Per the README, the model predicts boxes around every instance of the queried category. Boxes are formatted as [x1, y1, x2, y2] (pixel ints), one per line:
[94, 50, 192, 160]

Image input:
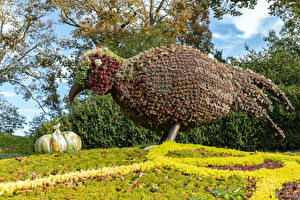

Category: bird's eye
[94, 59, 102, 66]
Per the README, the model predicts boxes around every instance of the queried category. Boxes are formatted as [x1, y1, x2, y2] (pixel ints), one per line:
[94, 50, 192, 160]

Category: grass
[166, 148, 244, 158]
[0, 147, 147, 183]
[0, 134, 299, 199]
[0, 133, 34, 159]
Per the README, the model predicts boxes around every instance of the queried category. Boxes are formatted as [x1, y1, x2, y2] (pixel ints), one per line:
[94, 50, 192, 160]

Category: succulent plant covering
[70, 45, 294, 143]
[74, 47, 124, 87]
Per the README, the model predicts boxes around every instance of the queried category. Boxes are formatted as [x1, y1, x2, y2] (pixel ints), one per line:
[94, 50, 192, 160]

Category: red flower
[102, 54, 107, 58]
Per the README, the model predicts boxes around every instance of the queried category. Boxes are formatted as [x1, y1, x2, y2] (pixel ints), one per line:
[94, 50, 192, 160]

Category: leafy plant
[210, 187, 247, 200]
[187, 196, 206, 200]
[0, 96, 25, 135]
[31, 94, 161, 149]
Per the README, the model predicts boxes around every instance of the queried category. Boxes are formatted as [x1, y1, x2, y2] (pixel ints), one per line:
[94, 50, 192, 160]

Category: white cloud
[0, 91, 17, 97]
[212, 32, 233, 40]
[220, 0, 283, 39]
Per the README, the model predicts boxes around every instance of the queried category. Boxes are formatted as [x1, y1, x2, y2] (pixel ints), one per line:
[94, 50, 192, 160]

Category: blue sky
[0, 0, 283, 136]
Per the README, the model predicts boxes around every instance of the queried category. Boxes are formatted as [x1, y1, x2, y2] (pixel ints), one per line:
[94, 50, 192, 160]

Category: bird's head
[69, 47, 123, 102]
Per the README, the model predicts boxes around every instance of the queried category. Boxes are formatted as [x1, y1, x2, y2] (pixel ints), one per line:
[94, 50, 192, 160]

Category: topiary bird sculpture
[69, 45, 294, 148]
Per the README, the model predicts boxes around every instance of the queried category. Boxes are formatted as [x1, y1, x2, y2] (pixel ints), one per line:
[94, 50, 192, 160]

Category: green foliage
[31, 94, 161, 149]
[230, 31, 299, 86]
[0, 95, 26, 135]
[0, 133, 34, 159]
[32, 85, 299, 151]
[214, 25, 299, 151]
[187, 197, 206, 200]
[166, 149, 243, 158]
[0, 165, 254, 200]
[177, 85, 299, 151]
[102, 23, 170, 59]
[0, 146, 147, 183]
[211, 187, 247, 200]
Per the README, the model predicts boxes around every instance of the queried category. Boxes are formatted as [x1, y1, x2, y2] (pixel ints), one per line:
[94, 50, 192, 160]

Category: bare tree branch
[149, 0, 154, 25]
[61, 11, 81, 28]
[141, 1, 149, 21]
[0, 42, 43, 76]
[14, 66, 39, 79]
[0, 78, 46, 113]
[155, 0, 167, 15]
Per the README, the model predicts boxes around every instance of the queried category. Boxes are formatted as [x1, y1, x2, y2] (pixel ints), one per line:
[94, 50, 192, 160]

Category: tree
[225, 20, 300, 150]
[0, 95, 25, 134]
[268, 0, 299, 22]
[47, 0, 260, 56]
[0, 0, 68, 120]
[230, 29, 300, 86]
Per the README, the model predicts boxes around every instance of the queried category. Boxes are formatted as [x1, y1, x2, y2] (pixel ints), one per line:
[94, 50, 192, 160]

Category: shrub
[31, 95, 160, 149]
[32, 86, 299, 151]
[177, 85, 300, 151]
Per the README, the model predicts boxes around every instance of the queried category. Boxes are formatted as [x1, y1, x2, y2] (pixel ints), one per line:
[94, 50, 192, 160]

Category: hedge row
[32, 94, 161, 149]
[31, 85, 299, 151]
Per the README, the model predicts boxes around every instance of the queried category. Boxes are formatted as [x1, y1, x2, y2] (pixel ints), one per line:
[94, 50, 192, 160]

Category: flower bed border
[0, 142, 299, 200]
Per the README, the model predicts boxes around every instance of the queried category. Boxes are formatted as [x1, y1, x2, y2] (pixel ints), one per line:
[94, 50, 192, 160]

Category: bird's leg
[158, 122, 181, 144]
[143, 123, 181, 150]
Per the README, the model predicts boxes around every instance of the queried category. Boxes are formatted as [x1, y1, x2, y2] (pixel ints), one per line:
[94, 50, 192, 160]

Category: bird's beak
[69, 83, 86, 103]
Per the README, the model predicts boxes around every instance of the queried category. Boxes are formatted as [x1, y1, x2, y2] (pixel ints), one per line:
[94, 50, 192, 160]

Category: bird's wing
[142, 45, 234, 120]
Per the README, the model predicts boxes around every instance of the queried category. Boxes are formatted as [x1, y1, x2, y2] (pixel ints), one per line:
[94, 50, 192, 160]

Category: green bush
[177, 85, 300, 151]
[31, 94, 160, 149]
[32, 86, 298, 151]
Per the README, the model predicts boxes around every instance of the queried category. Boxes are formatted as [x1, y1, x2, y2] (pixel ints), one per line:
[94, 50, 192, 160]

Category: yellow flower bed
[0, 161, 157, 196]
[148, 142, 300, 200]
[0, 142, 299, 199]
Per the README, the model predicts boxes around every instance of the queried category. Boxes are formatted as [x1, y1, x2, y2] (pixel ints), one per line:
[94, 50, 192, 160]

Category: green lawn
[0, 134, 34, 159]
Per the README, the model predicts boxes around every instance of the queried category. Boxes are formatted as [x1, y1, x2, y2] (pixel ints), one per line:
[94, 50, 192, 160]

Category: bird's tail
[229, 66, 294, 140]
[247, 69, 294, 112]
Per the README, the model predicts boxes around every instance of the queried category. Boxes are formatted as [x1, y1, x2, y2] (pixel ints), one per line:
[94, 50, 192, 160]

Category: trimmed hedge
[31, 86, 299, 151]
[32, 94, 161, 149]
[177, 85, 300, 151]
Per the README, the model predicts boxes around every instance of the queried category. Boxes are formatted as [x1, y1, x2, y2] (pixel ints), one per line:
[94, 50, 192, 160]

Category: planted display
[69, 45, 294, 144]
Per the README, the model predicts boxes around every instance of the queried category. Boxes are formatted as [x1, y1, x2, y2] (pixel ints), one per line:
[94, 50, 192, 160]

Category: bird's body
[111, 45, 234, 131]
[70, 45, 294, 143]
